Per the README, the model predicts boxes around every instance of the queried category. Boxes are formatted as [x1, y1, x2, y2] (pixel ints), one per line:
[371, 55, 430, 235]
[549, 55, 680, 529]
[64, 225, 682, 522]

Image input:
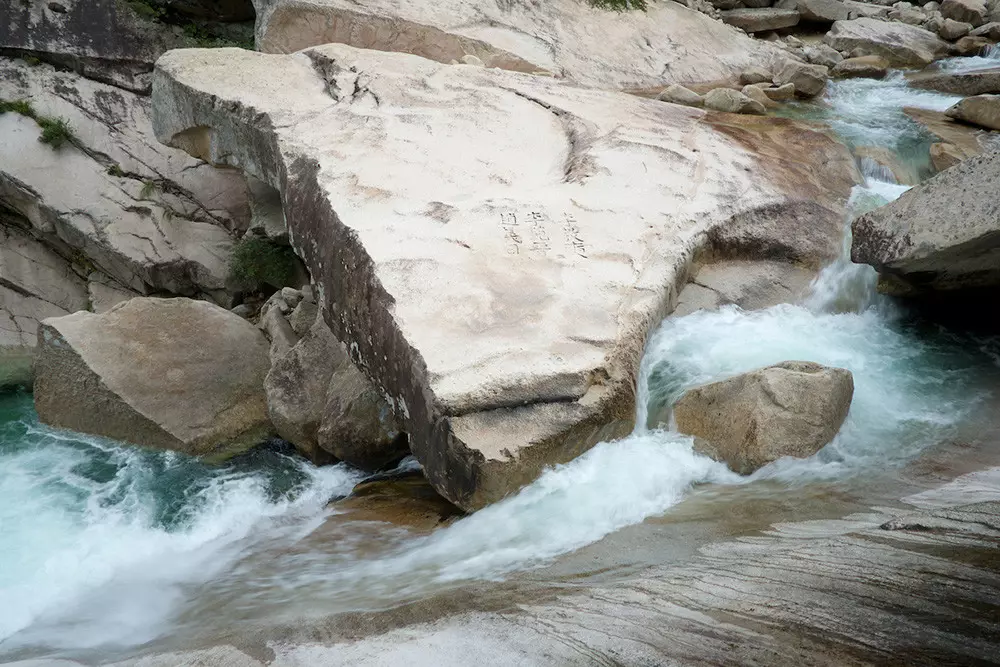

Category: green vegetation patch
[229, 235, 298, 289]
[1, 98, 75, 150]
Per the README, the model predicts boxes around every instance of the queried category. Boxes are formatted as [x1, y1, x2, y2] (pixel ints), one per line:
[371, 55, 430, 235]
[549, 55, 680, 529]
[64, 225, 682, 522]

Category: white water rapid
[2, 57, 999, 664]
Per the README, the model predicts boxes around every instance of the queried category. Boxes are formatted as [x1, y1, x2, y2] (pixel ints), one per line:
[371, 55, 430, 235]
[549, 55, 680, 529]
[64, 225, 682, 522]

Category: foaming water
[0, 394, 362, 654]
[4, 59, 1000, 662]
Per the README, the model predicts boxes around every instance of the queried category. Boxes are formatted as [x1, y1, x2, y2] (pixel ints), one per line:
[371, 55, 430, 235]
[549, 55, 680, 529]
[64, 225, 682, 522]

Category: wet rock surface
[153, 45, 858, 509]
[672, 360, 854, 474]
[824, 18, 950, 66]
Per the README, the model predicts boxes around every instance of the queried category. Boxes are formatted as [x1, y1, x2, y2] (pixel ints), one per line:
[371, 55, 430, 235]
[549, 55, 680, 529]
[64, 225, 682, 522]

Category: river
[2, 50, 999, 665]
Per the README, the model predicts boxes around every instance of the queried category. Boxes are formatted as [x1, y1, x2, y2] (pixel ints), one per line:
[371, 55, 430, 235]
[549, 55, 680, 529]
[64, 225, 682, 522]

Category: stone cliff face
[152, 45, 859, 509]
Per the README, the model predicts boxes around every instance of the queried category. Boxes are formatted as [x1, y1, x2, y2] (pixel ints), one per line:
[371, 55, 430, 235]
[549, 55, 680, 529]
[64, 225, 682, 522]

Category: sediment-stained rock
[250, 0, 790, 90]
[852, 150, 1000, 295]
[0, 58, 248, 307]
[908, 66, 1000, 96]
[34, 297, 273, 457]
[153, 45, 858, 509]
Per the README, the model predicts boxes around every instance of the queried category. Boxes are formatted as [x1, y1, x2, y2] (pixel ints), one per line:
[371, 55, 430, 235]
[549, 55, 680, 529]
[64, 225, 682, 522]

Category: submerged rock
[831, 54, 889, 78]
[852, 150, 1000, 295]
[823, 18, 950, 66]
[153, 45, 858, 509]
[251, 0, 788, 90]
[673, 361, 854, 474]
[34, 297, 273, 458]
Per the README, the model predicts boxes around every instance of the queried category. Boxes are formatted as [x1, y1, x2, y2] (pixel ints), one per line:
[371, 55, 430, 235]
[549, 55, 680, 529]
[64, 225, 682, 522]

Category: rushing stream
[2, 53, 1000, 663]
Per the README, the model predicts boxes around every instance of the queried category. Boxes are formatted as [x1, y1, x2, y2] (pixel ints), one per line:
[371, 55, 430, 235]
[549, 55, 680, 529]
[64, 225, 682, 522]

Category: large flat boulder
[852, 150, 1000, 295]
[34, 297, 273, 457]
[823, 18, 950, 67]
[907, 67, 1000, 95]
[946, 93, 1000, 129]
[153, 45, 858, 509]
[251, 0, 789, 90]
[673, 361, 854, 474]
[721, 8, 801, 32]
[0, 58, 248, 306]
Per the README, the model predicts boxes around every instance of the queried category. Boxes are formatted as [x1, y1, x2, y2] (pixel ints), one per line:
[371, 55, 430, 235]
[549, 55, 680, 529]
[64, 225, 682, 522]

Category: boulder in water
[852, 150, 1000, 295]
[774, 60, 830, 97]
[946, 93, 1000, 129]
[823, 18, 950, 66]
[34, 297, 273, 458]
[673, 361, 854, 474]
[907, 67, 1000, 95]
[152, 44, 859, 510]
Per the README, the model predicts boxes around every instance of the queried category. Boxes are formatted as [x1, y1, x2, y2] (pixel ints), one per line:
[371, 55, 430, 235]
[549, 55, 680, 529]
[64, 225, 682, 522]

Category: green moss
[229, 235, 298, 289]
[125, 0, 164, 20]
[37, 116, 74, 149]
[107, 164, 126, 177]
[181, 23, 254, 50]
[21, 55, 41, 67]
[0, 98, 36, 118]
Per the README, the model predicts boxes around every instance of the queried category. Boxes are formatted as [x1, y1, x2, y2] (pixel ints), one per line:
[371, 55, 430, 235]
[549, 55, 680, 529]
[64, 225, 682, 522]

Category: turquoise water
[2, 55, 1000, 662]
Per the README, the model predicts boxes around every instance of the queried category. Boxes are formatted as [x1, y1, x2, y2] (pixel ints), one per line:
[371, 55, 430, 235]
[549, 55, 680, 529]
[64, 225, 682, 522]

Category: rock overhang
[152, 44, 859, 509]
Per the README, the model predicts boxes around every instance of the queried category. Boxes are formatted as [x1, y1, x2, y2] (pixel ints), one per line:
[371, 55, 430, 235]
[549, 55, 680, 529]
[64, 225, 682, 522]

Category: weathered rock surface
[954, 34, 993, 55]
[803, 43, 845, 67]
[774, 59, 829, 96]
[153, 45, 858, 509]
[788, 0, 851, 23]
[265, 303, 407, 470]
[0, 58, 247, 309]
[970, 20, 1000, 38]
[939, 17, 974, 39]
[824, 18, 950, 66]
[940, 0, 989, 25]
[34, 297, 273, 457]
[946, 92, 1000, 129]
[852, 150, 1000, 294]
[907, 66, 1000, 94]
[672, 361, 854, 474]
[251, 0, 789, 91]
[672, 260, 816, 317]
[0, 0, 188, 92]
[831, 54, 890, 77]
[704, 87, 767, 113]
[722, 7, 802, 31]
[929, 140, 967, 169]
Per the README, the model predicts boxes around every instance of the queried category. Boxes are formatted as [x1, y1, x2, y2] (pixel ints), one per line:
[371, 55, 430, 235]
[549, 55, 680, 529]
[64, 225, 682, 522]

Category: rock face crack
[503, 86, 595, 184]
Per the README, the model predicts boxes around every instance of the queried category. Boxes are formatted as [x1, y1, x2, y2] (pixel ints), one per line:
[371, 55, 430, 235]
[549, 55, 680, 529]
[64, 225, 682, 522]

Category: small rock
[795, 0, 851, 22]
[742, 84, 780, 107]
[280, 286, 303, 307]
[925, 14, 947, 31]
[832, 54, 890, 78]
[231, 303, 252, 319]
[658, 83, 705, 107]
[804, 43, 846, 66]
[763, 82, 797, 99]
[459, 54, 485, 66]
[785, 35, 805, 47]
[774, 59, 829, 96]
[704, 87, 768, 114]
[721, 7, 801, 31]
[739, 66, 773, 84]
[673, 361, 854, 475]
[889, 7, 929, 23]
[939, 17, 973, 38]
[925, 1, 941, 9]
[946, 93, 1000, 129]
[954, 34, 993, 52]
[287, 298, 319, 336]
[929, 141, 965, 171]
[940, 0, 988, 25]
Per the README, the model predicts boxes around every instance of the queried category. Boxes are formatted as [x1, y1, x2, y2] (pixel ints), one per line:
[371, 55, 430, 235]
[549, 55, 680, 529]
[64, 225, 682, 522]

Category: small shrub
[106, 164, 126, 177]
[22, 55, 41, 67]
[139, 179, 159, 199]
[229, 235, 298, 288]
[126, 0, 164, 20]
[0, 98, 36, 118]
[37, 116, 74, 149]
